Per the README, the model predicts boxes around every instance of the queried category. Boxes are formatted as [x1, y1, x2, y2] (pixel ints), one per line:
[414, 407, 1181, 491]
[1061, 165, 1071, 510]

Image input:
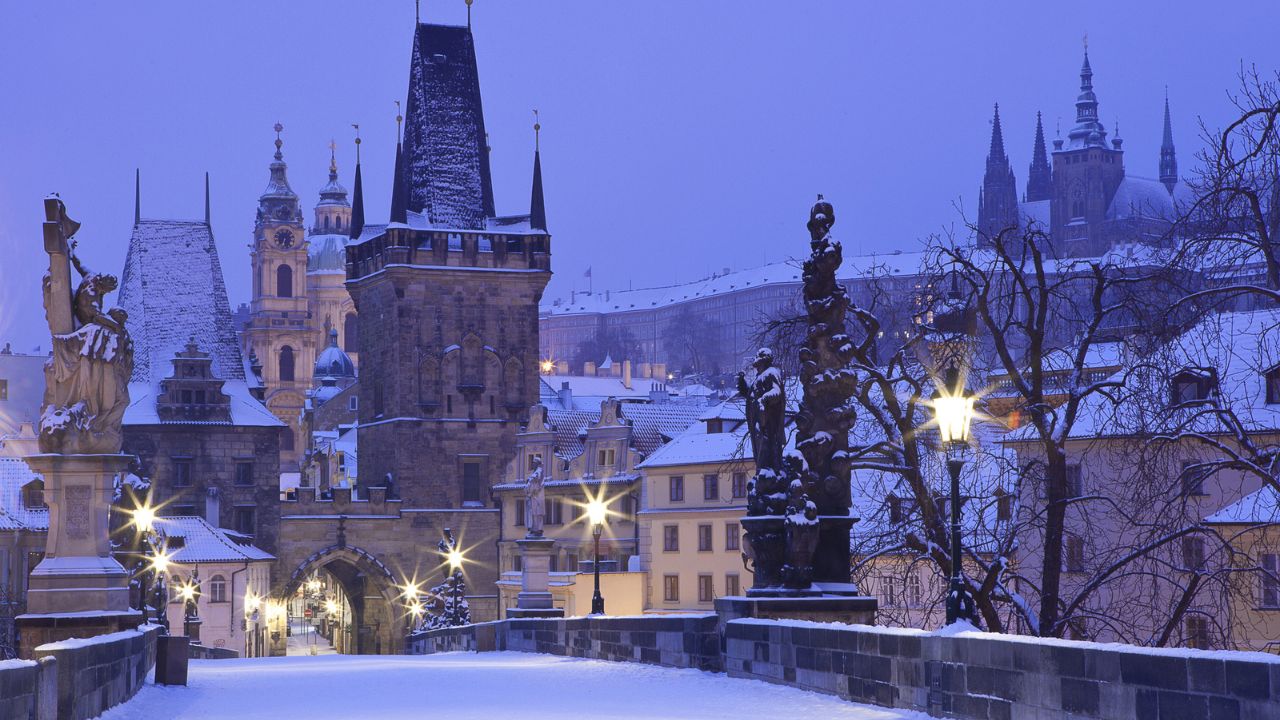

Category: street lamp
[587, 497, 607, 615]
[130, 501, 166, 629]
[932, 363, 977, 626]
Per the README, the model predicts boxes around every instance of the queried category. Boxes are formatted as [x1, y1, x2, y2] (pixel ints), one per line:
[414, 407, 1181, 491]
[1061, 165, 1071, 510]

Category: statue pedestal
[16, 454, 142, 657]
[507, 536, 563, 619]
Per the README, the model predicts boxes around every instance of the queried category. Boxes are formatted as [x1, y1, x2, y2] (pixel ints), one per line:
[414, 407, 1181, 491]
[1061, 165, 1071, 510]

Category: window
[348, 396, 358, 412]
[511, 554, 523, 572]
[1180, 462, 1207, 496]
[1267, 367, 1280, 404]
[1171, 368, 1216, 405]
[0, 379, 7, 401]
[233, 506, 255, 536]
[698, 574, 714, 603]
[725, 573, 740, 597]
[21, 479, 45, 509]
[514, 499, 525, 527]
[663, 574, 679, 602]
[1261, 554, 1279, 608]
[996, 489, 1012, 522]
[698, 524, 713, 552]
[1064, 535, 1085, 573]
[1181, 537, 1206, 570]
[669, 476, 684, 502]
[731, 472, 747, 499]
[906, 574, 922, 607]
[235, 462, 254, 487]
[209, 575, 227, 603]
[281, 429, 295, 452]
[879, 575, 898, 606]
[279, 345, 295, 382]
[725, 522, 740, 551]
[597, 447, 616, 470]
[173, 459, 193, 487]
[276, 264, 293, 298]
[663, 525, 679, 552]
[703, 474, 719, 501]
[544, 498, 564, 525]
[1184, 615, 1210, 650]
[1065, 464, 1084, 498]
[462, 462, 483, 504]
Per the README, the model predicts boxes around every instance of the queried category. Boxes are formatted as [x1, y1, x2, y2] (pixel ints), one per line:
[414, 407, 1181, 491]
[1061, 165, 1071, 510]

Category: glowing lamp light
[932, 365, 975, 448]
[408, 601, 423, 617]
[244, 591, 261, 613]
[400, 580, 421, 601]
[447, 548, 464, 572]
[178, 581, 197, 603]
[147, 549, 173, 575]
[586, 497, 608, 528]
[539, 359, 555, 374]
[324, 599, 339, 615]
[131, 503, 157, 533]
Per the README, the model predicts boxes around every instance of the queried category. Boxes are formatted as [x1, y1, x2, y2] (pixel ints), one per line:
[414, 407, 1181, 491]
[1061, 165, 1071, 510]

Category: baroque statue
[38, 196, 133, 455]
[524, 455, 546, 537]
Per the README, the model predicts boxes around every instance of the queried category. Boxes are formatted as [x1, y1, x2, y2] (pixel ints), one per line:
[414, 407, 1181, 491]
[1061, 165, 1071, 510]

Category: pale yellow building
[1205, 487, 1280, 654]
[636, 408, 752, 612]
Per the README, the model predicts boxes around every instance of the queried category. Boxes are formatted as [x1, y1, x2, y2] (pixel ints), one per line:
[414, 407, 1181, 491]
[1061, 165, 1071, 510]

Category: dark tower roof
[978, 103, 1019, 242]
[1026, 112, 1053, 203]
[256, 124, 301, 228]
[390, 133, 408, 224]
[318, 144, 350, 208]
[1067, 51, 1109, 149]
[349, 152, 365, 240]
[529, 123, 547, 231]
[398, 23, 495, 230]
[1159, 93, 1178, 194]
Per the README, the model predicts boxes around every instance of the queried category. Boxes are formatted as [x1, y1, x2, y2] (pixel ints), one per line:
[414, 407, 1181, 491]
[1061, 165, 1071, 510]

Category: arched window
[323, 215, 330, 231]
[343, 313, 358, 352]
[276, 264, 293, 298]
[279, 345, 295, 382]
[210, 575, 227, 603]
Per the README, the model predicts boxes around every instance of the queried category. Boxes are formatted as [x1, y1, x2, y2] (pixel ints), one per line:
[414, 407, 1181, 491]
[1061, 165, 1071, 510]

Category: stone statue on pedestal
[38, 196, 133, 454]
[524, 455, 545, 537]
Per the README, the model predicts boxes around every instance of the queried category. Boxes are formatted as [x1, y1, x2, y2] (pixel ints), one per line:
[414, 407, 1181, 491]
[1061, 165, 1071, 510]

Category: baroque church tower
[306, 143, 358, 370]
[244, 124, 313, 470]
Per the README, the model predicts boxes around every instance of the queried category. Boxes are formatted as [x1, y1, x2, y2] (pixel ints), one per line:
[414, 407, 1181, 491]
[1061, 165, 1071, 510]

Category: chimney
[638, 362, 651, 379]
[623, 360, 632, 389]
[653, 362, 668, 381]
[555, 360, 569, 374]
[558, 381, 573, 409]
[610, 362, 621, 378]
[584, 361, 597, 376]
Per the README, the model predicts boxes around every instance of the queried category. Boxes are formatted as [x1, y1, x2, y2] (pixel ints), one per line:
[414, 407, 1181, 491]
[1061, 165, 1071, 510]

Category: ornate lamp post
[932, 363, 977, 625]
[130, 501, 167, 630]
[587, 497, 607, 615]
[178, 571, 202, 640]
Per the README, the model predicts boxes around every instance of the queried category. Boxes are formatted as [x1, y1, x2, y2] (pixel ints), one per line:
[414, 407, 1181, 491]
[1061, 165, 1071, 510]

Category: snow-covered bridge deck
[100, 651, 922, 719]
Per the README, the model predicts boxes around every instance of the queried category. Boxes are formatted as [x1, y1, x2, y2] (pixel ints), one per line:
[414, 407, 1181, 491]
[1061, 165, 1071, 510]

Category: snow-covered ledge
[31, 624, 160, 720]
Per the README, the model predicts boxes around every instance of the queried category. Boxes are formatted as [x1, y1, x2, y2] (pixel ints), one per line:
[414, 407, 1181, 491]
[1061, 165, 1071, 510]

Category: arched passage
[280, 545, 407, 655]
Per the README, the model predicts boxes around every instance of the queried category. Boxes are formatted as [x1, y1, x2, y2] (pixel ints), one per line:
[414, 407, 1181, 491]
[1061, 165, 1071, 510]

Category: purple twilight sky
[1, 1, 1276, 350]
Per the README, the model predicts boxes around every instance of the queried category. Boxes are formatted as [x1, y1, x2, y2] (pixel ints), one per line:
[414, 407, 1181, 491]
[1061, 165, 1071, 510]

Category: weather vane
[352, 123, 361, 163]
[533, 109, 540, 151]
[396, 100, 403, 141]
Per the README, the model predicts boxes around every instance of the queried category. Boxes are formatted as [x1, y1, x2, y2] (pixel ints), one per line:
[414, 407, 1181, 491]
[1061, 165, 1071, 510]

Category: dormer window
[706, 419, 724, 434]
[1266, 365, 1280, 404]
[1170, 367, 1217, 406]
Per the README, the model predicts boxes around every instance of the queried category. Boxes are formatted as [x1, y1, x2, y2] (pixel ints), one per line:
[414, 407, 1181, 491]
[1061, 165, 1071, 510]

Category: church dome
[314, 329, 356, 378]
[308, 235, 348, 272]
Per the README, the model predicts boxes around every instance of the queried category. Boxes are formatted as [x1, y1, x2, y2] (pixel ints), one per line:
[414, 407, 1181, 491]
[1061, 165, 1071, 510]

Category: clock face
[274, 228, 295, 248]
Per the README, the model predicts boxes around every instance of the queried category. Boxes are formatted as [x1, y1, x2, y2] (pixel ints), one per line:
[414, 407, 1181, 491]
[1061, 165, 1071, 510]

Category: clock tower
[245, 123, 312, 470]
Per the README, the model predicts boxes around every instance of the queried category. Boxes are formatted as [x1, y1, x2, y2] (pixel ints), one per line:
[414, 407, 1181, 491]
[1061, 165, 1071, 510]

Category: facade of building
[1204, 487, 1280, 654]
[635, 405, 751, 612]
[156, 515, 274, 657]
[0, 350, 45, 443]
[0, 457, 48, 657]
[119, 215, 284, 555]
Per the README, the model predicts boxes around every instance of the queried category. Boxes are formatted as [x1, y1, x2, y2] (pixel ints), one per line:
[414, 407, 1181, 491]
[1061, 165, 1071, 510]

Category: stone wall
[0, 657, 56, 720]
[33, 625, 159, 720]
[407, 615, 722, 671]
[408, 614, 1280, 720]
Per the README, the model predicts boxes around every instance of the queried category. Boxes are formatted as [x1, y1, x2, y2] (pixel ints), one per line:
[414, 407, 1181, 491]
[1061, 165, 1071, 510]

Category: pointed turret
[1067, 50, 1108, 149]
[390, 106, 408, 224]
[977, 103, 1019, 244]
[529, 113, 547, 231]
[134, 169, 141, 226]
[1160, 92, 1178, 193]
[349, 131, 365, 240]
[1026, 112, 1052, 202]
[204, 172, 211, 225]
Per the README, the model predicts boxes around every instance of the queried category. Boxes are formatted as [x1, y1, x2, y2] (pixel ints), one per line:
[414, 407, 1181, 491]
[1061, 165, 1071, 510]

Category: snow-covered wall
[32, 624, 159, 720]
[0, 656, 54, 720]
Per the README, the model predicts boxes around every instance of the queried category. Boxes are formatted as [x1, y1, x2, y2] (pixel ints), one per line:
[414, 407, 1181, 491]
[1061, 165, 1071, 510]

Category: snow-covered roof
[0, 457, 47, 531]
[1204, 486, 1280, 525]
[542, 402, 704, 462]
[118, 220, 245, 384]
[1106, 176, 1192, 222]
[539, 374, 658, 409]
[155, 515, 273, 564]
[124, 380, 282, 427]
[637, 425, 749, 469]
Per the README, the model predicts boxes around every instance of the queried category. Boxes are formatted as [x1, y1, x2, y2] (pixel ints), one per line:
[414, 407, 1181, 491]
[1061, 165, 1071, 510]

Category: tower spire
[1026, 111, 1052, 202]
[134, 168, 141, 226]
[350, 125, 365, 240]
[329, 139, 338, 181]
[1067, 46, 1107, 148]
[530, 110, 546, 231]
[204, 172, 211, 225]
[1160, 90, 1178, 193]
[978, 103, 1019, 244]
[390, 102, 408, 224]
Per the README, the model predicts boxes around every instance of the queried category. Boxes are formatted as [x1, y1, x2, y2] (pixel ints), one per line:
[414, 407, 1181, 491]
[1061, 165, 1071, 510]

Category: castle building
[977, 51, 1191, 257]
[243, 131, 359, 472]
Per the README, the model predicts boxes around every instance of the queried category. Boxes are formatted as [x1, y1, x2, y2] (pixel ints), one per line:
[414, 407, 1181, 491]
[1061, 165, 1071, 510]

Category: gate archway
[281, 545, 407, 655]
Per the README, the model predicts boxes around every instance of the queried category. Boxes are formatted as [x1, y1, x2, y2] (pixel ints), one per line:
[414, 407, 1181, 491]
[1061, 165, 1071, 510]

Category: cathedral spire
[134, 168, 141, 226]
[529, 110, 547, 231]
[978, 103, 1019, 244]
[350, 126, 365, 240]
[1067, 49, 1108, 148]
[1160, 91, 1178, 194]
[204, 172, 211, 225]
[1026, 112, 1052, 202]
[390, 102, 408, 224]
